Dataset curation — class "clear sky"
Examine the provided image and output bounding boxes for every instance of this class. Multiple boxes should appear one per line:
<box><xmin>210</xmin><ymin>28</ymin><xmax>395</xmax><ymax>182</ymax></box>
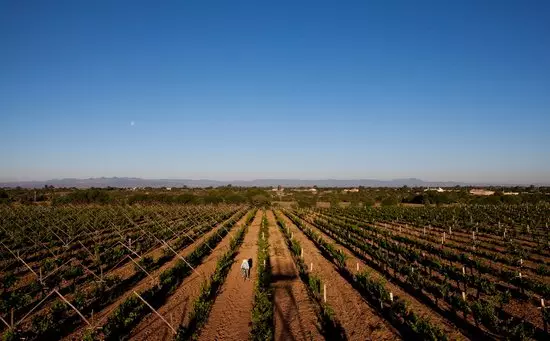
<box><xmin>1</xmin><ymin>1</ymin><xmax>549</xmax><ymax>183</ymax></box>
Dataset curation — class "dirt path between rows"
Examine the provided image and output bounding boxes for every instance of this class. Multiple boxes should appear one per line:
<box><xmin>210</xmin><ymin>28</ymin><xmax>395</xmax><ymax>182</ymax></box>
<box><xmin>197</xmin><ymin>211</ymin><xmax>263</xmax><ymax>340</ymax></box>
<box><xmin>11</xmin><ymin>215</ymin><xmax>201</xmax><ymax>331</ymax></box>
<box><xmin>128</xmin><ymin>210</ymin><xmax>257</xmax><ymax>341</ymax></box>
<box><xmin>266</xmin><ymin>210</ymin><xmax>323</xmax><ymax>341</ymax></box>
<box><xmin>63</xmin><ymin>212</ymin><xmax>241</xmax><ymax>341</ymax></box>
<box><xmin>303</xmin><ymin>215</ymin><xmax>469</xmax><ymax>340</ymax></box>
<box><xmin>277</xmin><ymin>211</ymin><xmax>401</xmax><ymax>341</ymax></box>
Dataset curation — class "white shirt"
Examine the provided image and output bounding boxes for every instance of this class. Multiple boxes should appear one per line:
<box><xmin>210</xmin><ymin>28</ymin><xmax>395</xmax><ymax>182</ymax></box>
<box><xmin>241</xmin><ymin>260</ymin><xmax>250</xmax><ymax>269</ymax></box>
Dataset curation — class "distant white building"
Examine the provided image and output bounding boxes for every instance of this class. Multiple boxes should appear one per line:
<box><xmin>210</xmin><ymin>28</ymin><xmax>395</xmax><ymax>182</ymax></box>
<box><xmin>343</xmin><ymin>188</ymin><xmax>360</xmax><ymax>193</ymax></box>
<box><xmin>424</xmin><ymin>187</ymin><xmax>445</xmax><ymax>193</ymax></box>
<box><xmin>293</xmin><ymin>188</ymin><xmax>317</xmax><ymax>193</ymax></box>
<box><xmin>470</xmin><ymin>189</ymin><xmax>494</xmax><ymax>196</ymax></box>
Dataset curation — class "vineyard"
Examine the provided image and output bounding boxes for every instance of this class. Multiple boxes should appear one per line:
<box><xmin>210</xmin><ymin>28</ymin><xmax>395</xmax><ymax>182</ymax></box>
<box><xmin>1</xmin><ymin>203</ymin><xmax>549</xmax><ymax>340</ymax></box>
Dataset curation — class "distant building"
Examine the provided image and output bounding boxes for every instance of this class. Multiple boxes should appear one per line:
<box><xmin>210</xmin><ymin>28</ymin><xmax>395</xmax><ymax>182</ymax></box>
<box><xmin>343</xmin><ymin>188</ymin><xmax>360</xmax><ymax>193</ymax></box>
<box><xmin>424</xmin><ymin>187</ymin><xmax>445</xmax><ymax>193</ymax></box>
<box><xmin>292</xmin><ymin>188</ymin><xmax>317</xmax><ymax>193</ymax></box>
<box><xmin>469</xmin><ymin>189</ymin><xmax>495</xmax><ymax>196</ymax></box>
<box><xmin>165</xmin><ymin>187</ymin><xmax>172</xmax><ymax>191</ymax></box>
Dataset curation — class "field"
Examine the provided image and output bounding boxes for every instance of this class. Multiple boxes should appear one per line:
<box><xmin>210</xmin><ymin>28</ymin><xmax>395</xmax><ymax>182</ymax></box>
<box><xmin>1</xmin><ymin>203</ymin><xmax>549</xmax><ymax>340</ymax></box>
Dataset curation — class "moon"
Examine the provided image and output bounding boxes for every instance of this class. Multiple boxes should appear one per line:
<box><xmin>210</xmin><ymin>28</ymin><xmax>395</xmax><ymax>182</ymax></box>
<box><xmin>130</xmin><ymin>121</ymin><xmax>135</xmax><ymax>126</ymax></box>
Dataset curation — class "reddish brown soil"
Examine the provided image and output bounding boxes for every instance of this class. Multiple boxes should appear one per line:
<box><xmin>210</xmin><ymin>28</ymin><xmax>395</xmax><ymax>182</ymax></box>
<box><xmin>277</xmin><ymin>211</ymin><xmax>401</xmax><ymax>341</ymax></box>
<box><xmin>127</xmin><ymin>210</ymin><xmax>256</xmax><ymax>341</ymax></box>
<box><xmin>197</xmin><ymin>211</ymin><xmax>262</xmax><ymax>340</ymax></box>
<box><xmin>374</xmin><ymin>221</ymin><xmax>546</xmax><ymax>276</ymax></box>
<box><xmin>322</xmin><ymin>215</ymin><xmax>546</xmax><ymax>332</ymax></box>
<box><xmin>302</xmin><ymin>215</ymin><xmax>469</xmax><ymax>340</ymax></box>
<box><xmin>62</xmin><ymin>211</ymin><xmax>249</xmax><ymax>341</ymax></box>
<box><xmin>266</xmin><ymin>210</ymin><xmax>323</xmax><ymax>341</ymax></box>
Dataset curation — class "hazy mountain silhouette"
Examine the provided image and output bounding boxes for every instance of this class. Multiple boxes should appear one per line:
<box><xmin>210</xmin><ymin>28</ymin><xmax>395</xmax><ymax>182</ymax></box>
<box><xmin>1</xmin><ymin>177</ymin><xmax>541</xmax><ymax>188</ymax></box>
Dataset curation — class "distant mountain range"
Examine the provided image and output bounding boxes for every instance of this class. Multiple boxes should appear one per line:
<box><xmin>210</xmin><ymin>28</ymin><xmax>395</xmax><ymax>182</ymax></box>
<box><xmin>0</xmin><ymin>177</ymin><xmax>543</xmax><ymax>189</ymax></box>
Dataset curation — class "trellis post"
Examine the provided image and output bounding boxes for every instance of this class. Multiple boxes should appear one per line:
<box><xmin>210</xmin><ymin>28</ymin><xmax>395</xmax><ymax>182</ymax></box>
<box><xmin>133</xmin><ymin>291</ymin><xmax>176</xmax><ymax>334</ymax></box>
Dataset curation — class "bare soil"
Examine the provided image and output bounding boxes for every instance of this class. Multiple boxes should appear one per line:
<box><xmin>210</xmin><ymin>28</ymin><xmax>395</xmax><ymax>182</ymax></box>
<box><xmin>127</xmin><ymin>210</ymin><xmax>256</xmax><ymax>341</ymax></box>
<box><xmin>62</xmin><ymin>211</ymin><xmax>248</xmax><ymax>341</ymax></box>
<box><xmin>277</xmin><ymin>211</ymin><xmax>401</xmax><ymax>341</ymax></box>
<box><xmin>266</xmin><ymin>210</ymin><xmax>323</xmax><ymax>341</ymax></box>
<box><xmin>197</xmin><ymin>211</ymin><xmax>263</xmax><ymax>340</ymax></box>
<box><xmin>302</xmin><ymin>214</ymin><xmax>469</xmax><ymax>340</ymax></box>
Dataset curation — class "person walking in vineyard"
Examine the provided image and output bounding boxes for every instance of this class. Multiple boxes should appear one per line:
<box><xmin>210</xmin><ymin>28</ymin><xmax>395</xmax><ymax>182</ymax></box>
<box><xmin>241</xmin><ymin>259</ymin><xmax>250</xmax><ymax>280</ymax></box>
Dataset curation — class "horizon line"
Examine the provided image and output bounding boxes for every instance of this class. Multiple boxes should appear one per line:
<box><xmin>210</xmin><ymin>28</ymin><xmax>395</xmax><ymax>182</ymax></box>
<box><xmin>1</xmin><ymin>176</ymin><xmax>548</xmax><ymax>187</ymax></box>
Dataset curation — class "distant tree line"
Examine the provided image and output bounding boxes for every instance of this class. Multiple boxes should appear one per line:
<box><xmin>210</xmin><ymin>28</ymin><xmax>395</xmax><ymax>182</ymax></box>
<box><xmin>44</xmin><ymin>187</ymin><xmax>272</xmax><ymax>206</ymax></box>
<box><xmin>1</xmin><ymin>185</ymin><xmax>549</xmax><ymax>207</ymax></box>
<box><xmin>401</xmin><ymin>191</ymin><xmax>550</xmax><ymax>205</ymax></box>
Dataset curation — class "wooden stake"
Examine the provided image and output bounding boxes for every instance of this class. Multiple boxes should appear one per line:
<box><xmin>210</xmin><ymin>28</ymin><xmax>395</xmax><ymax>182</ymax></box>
<box><xmin>462</xmin><ymin>291</ymin><xmax>466</xmax><ymax>301</ymax></box>
<box><xmin>2</xmin><ymin>242</ymin><xmax>38</xmax><ymax>277</ymax></box>
<box><xmin>162</xmin><ymin>240</ymin><xmax>201</xmax><ymax>277</ymax></box>
<box><xmin>310</xmin><ymin>262</ymin><xmax>313</xmax><ymax>271</ymax></box>
<box><xmin>16</xmin><ymin>290</ymin><xmax>56</xmax><ymax>326</ymax></box>
<box><xmin>323</xmin><ymin>284</ymin><xmax>327</xmax><ymax>303</ymax></box>
<box><xmin>0</xmin><ymin>316</ymin><xmax>10</xmax><ymax>329</ymax></box>
<box><xmin>54</xmin><ymin>289</ymin><xmax>91</xmax><ymax>326</ymax></box>
<box><xmin>134</xmin><ymin>291</ymin><xmax>176</xmax><ymax>334</ymax></box>
<box><xmin>356</xmin><ymin>262</ymin><xmax>359</xmax><ymax>272</ymax></box>
<box><xmin>119</xmin><ymin>241</ymin><xmax>142</xmax><ymax>260</ymax></box>
<box><xmin>390</xmin><ymin>292</ymin><xmax>393</xmax><ymax>302</ymax></box>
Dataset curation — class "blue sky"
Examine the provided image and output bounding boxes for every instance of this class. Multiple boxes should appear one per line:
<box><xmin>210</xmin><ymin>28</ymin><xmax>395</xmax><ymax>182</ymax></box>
<box><xmin>1</xmin><ymin>1</ymin><xmax>549</xmax><ymax>183</ymax></box>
